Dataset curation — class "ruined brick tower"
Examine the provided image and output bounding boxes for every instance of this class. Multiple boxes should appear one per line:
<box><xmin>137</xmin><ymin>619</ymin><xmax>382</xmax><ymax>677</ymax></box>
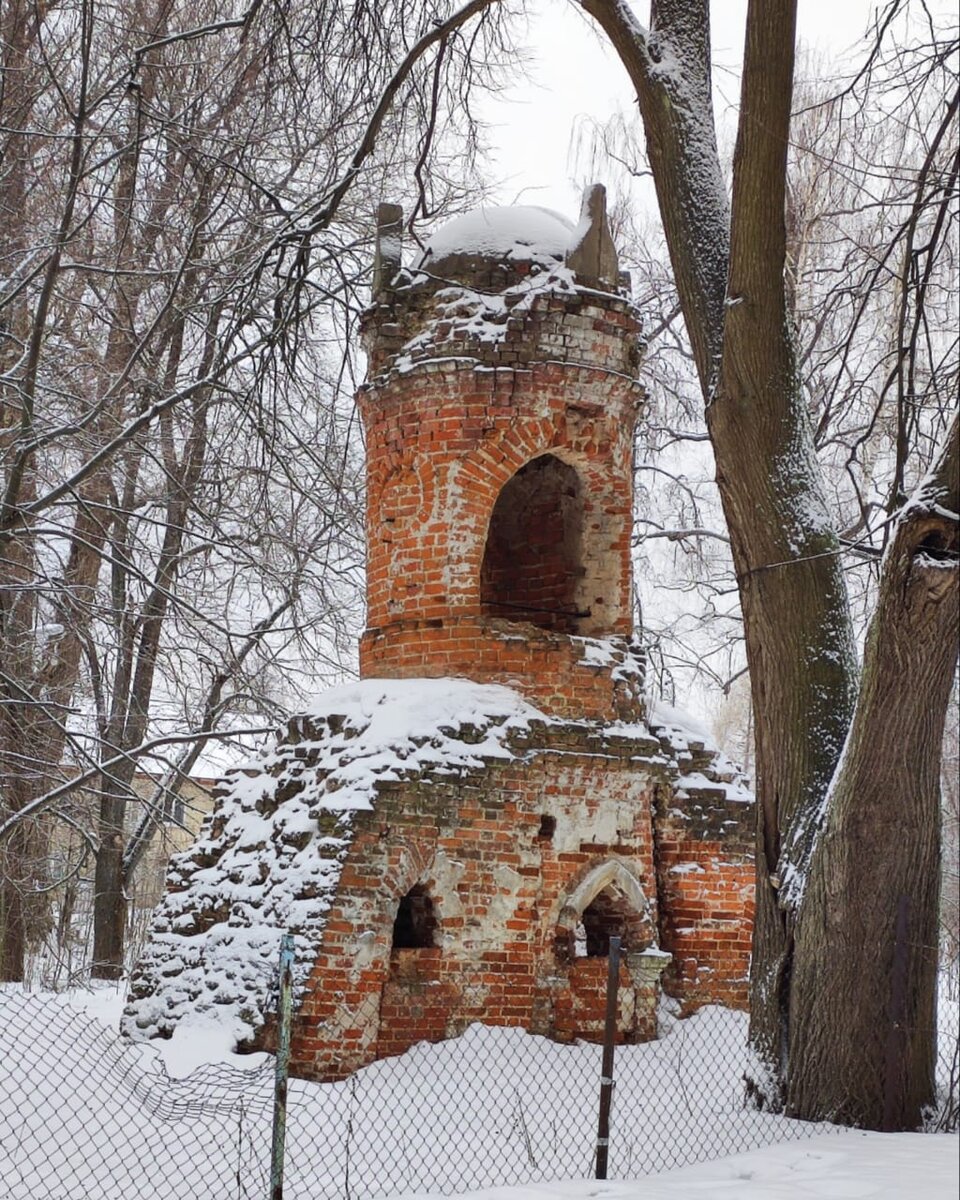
<box><xmin>124</xmin><ymin>189</ymin><xmax>754</xmax><ymax>1081</ymax></box>
<box><xmin>359</xmin><ymin>189</ymin><xmax>643</xmax><ymax>722</ymax></box>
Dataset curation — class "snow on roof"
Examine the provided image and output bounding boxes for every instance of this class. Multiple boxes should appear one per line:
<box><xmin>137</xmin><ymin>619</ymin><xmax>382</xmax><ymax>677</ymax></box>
<box><xmin>418</xmin><ymin>205</ymin><xmax>575</xmax><ymax>268</ymax></box>
<box><xmin>123</xmin><ymin>677</ymin><xmax>752</xmax><ymax>1052</ymax></box>
<box><xmin>122</xmin><ymin>679</ymin><xmax>549</xmax><ymax>1048</ymax></box>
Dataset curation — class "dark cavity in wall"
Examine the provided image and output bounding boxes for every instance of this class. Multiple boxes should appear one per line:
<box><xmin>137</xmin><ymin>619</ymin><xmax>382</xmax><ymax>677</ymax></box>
<box><xmin>480</xmin><ymin>454</ymin><xmax>587</xmax><ymax>633</ymax></box>
<box><xmin>392</xmin><ymin>885</ymin><xmax>438</xmax><ymax>949</ymax></box>
<box><xmin>582</xmin><ymin>885</ymin><xmax>649</xmax><ymax>957</ymax></box>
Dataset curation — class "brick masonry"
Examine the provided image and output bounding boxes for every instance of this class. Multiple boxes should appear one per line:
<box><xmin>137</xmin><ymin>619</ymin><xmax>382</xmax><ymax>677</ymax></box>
<box><xmin>256</xmin><ymin>711</ymin><xmax>754</xmax><ymax>1083</ymax></box>
<box><xmin>127</xmin><ymin>197</ymin><xmax>755</xmax><ymax>1080</ymax></box>
<box><xmin>275</xmin><ymin>198</ymin><xmax>755</xmax><ymax>1081</ymax></box>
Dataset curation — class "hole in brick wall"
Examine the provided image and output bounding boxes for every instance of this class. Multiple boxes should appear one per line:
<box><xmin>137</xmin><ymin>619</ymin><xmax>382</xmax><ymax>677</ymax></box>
<box><xmin>538</xmin><ymin>814</ymin><xmax>556</xmax><ymax>839</ymax></box>
<box><xmin>391</xmin><ymin>884</ymin><xmax>439</xmax><ymax>950</ymax></box>
<box><xmin>480</xmin><ymin>455</ymin><xmax>589</xmax><ymax>634</ymax></box>
<box><xmin>581</xmin><ymin>885</ymin><xmax>649</xmax><ymax>957</ymax></box>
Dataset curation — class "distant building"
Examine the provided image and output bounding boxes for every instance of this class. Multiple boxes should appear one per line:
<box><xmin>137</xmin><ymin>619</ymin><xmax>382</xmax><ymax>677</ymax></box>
<box><xmin>124</xmin><ymin>187</ymin><xmax>753</xmax><ymax>1080</ymax></box>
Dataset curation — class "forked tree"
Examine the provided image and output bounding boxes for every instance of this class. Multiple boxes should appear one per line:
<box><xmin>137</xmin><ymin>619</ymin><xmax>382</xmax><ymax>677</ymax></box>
<box><xmin>575</xmin><ymin>0</ymin><xmax>959</xmax><ymax>1126</ymax></box>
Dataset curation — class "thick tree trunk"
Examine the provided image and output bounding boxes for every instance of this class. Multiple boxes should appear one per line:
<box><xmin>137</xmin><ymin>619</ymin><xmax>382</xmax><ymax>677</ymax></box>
<box><xmin>713</xmin><ymin>0</ymin><xmax>858</xmax><ymax>1103</ymax></box>
<box><xmin>787</xmin><ymin>419</ymin><xmax>959</xmax><ymax>1127</ymax></box>
<box><xmin>582</xmin><ymin>0</ymin><xmax>859</xmax><ymax>1103</ymax></box>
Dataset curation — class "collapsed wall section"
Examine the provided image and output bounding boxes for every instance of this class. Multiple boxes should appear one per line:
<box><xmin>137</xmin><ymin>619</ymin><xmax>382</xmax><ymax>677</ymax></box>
<box><xmin>289</xmin><ymin>720</ymin><xmax>668</xmax><ymax>1081</ymax></box>
<box><xmin>122</xmin><ymin>679</ymin><xmax>753</xmax><ymax>1081</ymax></box>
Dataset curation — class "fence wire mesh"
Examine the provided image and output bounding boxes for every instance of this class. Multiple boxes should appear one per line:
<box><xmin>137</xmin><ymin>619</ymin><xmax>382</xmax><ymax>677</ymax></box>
<box><xmin>1</xmin><ymin>977</ymin><xmax>957</xmax><ymax>1200</ymax></box>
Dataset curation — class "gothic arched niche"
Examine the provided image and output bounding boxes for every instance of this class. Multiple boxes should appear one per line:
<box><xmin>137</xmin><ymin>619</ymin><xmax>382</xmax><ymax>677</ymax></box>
<box><xmin>480</xmin><ymin>454</ymin><xmax>586</xmax><ymax>633</ymax></box>
<box><xmin>555</xmin><ymin>862</ymin><xmax>654</xmax><ymax>964</ymax></box>
<box><xmin>580</xmin><ymin>885</ymin><xmax>649</xmax><ymax>957</ymax></box>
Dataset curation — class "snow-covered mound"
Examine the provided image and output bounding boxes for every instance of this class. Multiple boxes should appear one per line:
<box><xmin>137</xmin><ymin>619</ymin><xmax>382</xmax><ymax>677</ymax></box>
<box><xmin>417</xmin><ymin>205</ymin><xmax>575</xmax><ymax>269</ymax></box>
<box><xmin>123</xmin><ymin>680</ymin><xmax>548</xmax><ymax>1046</ymax></box>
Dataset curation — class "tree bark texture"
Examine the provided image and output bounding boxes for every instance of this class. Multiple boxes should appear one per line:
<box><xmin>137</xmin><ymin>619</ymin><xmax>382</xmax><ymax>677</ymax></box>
<box><xmin>714</xmin><ymin>0</ymin><xmax>858</xmax><ymax>1102</ymax></box>
<box><xmin>788</xmin><ymin>418</ymin><xmax>959</xmax><ymax>1127</ymax></box>
<box><xmin>582</xmin><ymin>0</ymin><xmax>859</xmax><ymax>1105</ymax></box>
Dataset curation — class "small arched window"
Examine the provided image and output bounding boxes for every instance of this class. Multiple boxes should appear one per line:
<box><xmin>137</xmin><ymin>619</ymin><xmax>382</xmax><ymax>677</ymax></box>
<box><xmin>581</xmin><ymin>885</ymin><xmax>648</xmax><ymax>957</ymax></box>
<box><xmin>391</xmin><ymin>885</ymin><xmax>438</xmax><ymax>950</ymax></box>
<box><xmin>480</xmin><ymin>455</ymin><xmax>586</xmax><ymax>633</ymax></box>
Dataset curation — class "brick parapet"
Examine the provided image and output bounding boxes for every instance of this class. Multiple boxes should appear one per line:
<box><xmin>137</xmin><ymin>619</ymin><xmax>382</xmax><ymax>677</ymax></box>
<box><xmin>361</xmin><ymin>269</ymin><xmax>642</xmax><ymax>380</ymax></box>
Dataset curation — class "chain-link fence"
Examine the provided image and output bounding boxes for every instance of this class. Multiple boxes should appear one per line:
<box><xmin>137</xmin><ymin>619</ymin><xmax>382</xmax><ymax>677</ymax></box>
<box><xmin>1</xmin><ymin>971</ymin><xmax>957</xmax><ymax>1200</ymax></box>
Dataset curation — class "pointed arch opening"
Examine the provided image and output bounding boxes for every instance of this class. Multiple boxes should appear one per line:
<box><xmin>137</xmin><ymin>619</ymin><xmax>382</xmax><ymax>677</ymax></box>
<box><xmin>391</xmin><ymin>884</ymin><xmax>439</xmax><ymax>950</ymax></box>
<box><xmin>555</xmin><ymin>861</ymin><xmax>653</xmax><ymax>963</ymax></box>
<box><xmin>581</xmin><ymin>885</ymin><xmax>649</xmax><ymax>957</ymax></box>
<box><xmin>480</xmin><ymin>455</ymin><xmax>586</xmax><ymax>633</ymax></box>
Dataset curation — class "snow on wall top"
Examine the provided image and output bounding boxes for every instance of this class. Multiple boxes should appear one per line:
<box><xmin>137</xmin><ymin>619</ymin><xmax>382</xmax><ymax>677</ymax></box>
<box><xmin>122</xmin><ymin>679</ymin><xmax>549</xmax><ymax>1048</ymax></box>
<box><xmin>417</xmin><ymin>205</ymin><xmax>575</xmax><ymax>269</ymax></box>
<box><xmin>647</xmin><ymin>700</ymin><xmax>752</xmax><ymax>803</ymax></box>
<box><xmin>123</xmin><ymin>677</ymin><xmax>752</xmax><ymax>1054</ymax></box>
<box><xmin>391</xmin><ymin>264</ymin><xmax>582</xmax><ymax>370</ymax></box>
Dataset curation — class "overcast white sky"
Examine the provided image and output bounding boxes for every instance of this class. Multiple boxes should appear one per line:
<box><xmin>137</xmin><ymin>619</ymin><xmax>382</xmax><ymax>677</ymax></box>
<box><xmin>478</xmin><ymin>0</ymin><xmax>896</xmax><ymax>217</ymax></box>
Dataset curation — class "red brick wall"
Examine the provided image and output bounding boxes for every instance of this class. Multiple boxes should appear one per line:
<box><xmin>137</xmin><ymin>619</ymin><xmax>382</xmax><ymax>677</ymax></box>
<box><xmin>654</xmin><ymin>790</ymin><xmax>754</xmax><ymax>1011</ymax></box>
<box><xmin>357</xmin><ymin>282</ymin><xmax>644</xmax><ymax>723</ymax></box>
<box><xmin>360</xmin><ymin>620</ymin><xmax>644</xmax><ymax>721</ymax></box>
<box><xmin>552</xmin><ymin>958</ymin><xmax>658</xmax><ymax>1044</ymax></box>
<box><xmin>286</xmin><ymin>736</ymin><xmax>667</xmax><ymax>1081</ymax></box>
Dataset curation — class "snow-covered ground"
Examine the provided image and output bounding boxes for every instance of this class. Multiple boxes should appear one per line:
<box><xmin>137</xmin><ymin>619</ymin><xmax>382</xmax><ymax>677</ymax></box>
<box><xmin>391</xmin><ymin>1133</ymin><xmax>958</xmax><ymax>1199</ymax></box>
<box><xmin>0</xmin><ymin>984</ymin><xmax>956</xmax><ymax>1200</ymax></box>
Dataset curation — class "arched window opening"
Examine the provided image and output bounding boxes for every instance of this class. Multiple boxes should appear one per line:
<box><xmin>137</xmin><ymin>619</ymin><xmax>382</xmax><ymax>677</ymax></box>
<box><xmin>391</xmin><ymin>885</ymin><xmax>438</xmax><ymax>950</ymax></box>
<box><xmin>581</xmin><ymin>885</ymin><xmax>648</xmax><ymax>958</ymax></box>
<box><xmin>480</xmin><ymin>455</ymin><xmax>586</xmax><ymax>633</ymax></box>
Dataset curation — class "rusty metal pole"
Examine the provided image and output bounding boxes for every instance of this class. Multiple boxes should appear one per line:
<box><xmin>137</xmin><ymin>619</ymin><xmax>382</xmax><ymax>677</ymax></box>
<box><xmin>270</xmin><ymin>932</ymin><xmax>295</xmax><ymax>1200</ymax></box>
<box><xmin>595</xmin><ymin>935</ymin><xmax>621</xmax><ymax>1180</ymax></box>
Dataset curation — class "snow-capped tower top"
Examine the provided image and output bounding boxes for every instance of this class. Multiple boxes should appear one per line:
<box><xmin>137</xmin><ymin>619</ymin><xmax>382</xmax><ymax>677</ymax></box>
<box><xmin>418</xmin><ymin>204</ymin><xmax>577</xmax><ymax>274</ymax></box>
<box><xmin>358</xmin><ymin>184</ymin><xmax>646</xmax><ymax>721</ymax></box>
<box><xmin>365</xmin><ymin>185</ymin><xmax>628</xmax><ymax>374</ymax></box>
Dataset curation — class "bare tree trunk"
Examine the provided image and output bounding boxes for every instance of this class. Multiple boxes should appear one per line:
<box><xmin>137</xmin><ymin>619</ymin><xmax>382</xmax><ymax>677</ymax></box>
<box><xmin>788</xmin><ymin>418</ymin><xmax>959</xmax><ymax>1127</ymax></box>
<box><xmin>712</xmin><ymin>0</ymin><xmax>858</xmax><ymax>1104</ymax></box>
<box><xmin>91</xmin><ymin>335</ymin><xmax>211</xmax><ymax>978</ymax></box>
<box><xmin>581</xmin><ymin>0</ymin><xmax>858</xmax><ymax>1103</ymax></box>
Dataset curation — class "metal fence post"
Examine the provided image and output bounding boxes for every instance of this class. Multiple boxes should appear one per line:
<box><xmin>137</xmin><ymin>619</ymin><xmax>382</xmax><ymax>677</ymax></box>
<box><xmin>270</xmin><ymin>932</ymin><xmax>296</xmax><ymax>1200</ymax></box>
<box><xmin>595</xmin><ymin>934</ymin><xmax>621</xmax><ymax>1180</ymax></box>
